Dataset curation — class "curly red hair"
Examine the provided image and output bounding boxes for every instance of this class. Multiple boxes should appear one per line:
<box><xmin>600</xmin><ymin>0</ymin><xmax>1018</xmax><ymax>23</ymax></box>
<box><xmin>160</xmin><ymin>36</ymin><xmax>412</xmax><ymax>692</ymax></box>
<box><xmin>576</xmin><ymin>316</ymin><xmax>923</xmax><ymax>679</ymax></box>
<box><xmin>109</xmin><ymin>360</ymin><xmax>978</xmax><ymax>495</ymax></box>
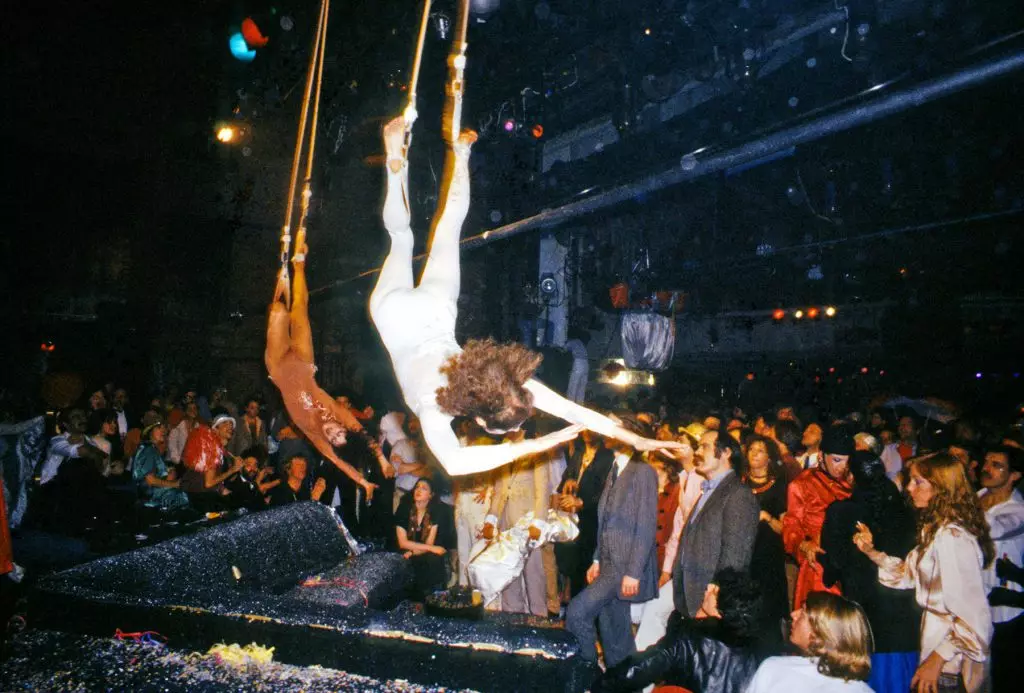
<box><xmin>436</xmin><ymin>339</ymin><xmax>542</xmax><ymax>430</ymax></box>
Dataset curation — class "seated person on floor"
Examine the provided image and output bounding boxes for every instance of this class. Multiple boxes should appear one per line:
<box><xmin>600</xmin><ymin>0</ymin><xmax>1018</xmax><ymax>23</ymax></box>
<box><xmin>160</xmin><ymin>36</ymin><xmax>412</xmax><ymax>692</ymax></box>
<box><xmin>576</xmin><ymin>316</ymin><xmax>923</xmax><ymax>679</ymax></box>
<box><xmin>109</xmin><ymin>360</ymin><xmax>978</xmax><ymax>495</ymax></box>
<box><xmin>747</xmin><ymin>591</ymin><xmax>874</xmax><ymax>693</ymax></box>
<box><xmin>596</xmin><ymin>568</ymin><xmax>777</xmax><ymax>693</ymax></box>
<box><xmin>395</xmin><ymin>477</ymin><xmax>450</xmax><ymax>599</ymax></box>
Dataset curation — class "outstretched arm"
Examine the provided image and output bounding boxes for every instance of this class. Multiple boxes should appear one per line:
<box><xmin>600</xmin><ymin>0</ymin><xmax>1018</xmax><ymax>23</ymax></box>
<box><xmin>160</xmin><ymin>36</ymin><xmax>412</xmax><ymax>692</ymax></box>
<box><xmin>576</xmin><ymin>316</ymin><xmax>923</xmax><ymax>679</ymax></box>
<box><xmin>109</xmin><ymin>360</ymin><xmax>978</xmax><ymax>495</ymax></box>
<box><xmin>524</xmin><ymin>379</ymin><xmax>683</xmax><ymax>452</ymax></box>
<box><xmin>306</xmin><ymin>433</ymin><xmax>376</xmax><ymax>499</ymax></box>
<box><xmin>324</xmin><ymin>399</ymin><xmax>392</xmax><ymax>477</ymax></box>
<box><xmin>419</xmin><ymin>407</ymin><xmax>581</xmax><ymax>477</ymax></box>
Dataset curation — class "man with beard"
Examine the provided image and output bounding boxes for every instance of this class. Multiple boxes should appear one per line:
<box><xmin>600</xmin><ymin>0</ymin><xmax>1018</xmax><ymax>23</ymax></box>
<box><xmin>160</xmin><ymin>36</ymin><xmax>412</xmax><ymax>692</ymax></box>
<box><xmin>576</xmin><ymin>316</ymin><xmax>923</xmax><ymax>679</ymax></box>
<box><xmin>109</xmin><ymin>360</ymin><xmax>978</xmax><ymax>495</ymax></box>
<box><xmin>782</xmin><ymin>426</ymin><xmax>854</xmax><ymax>609</ymax></box>
<box><xmin>978</xmin><ymin>444</ymin><xmax>1024</xmax><ymax>690</ymax></box>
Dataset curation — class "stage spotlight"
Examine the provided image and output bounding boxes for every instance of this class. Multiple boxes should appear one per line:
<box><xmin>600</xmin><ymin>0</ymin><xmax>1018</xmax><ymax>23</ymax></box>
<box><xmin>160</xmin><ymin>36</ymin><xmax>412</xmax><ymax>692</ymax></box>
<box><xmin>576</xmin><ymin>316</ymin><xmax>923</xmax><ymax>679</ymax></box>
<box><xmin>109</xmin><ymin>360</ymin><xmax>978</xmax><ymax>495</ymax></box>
<box><xmin>503</xmin><ymin>119</ymin><xmax>516</xmax><ymax>133</ymax></box>
<box><xmin>539</xmin><ymin>273</ymin><xmax>558</xmax><ymax>300</ymax></box>
<box><xmin>793</xmin><ymin>309</ymin><xmax>805</xmax><ymax>319</ymax></box>
<box><xmin>531</xmin><ymin>124</ymin><xmax>544</xmax><ymax>139</ymax></box>
<box><xmin>229</xmin><ymin>32</ymin><xmax>257</xmax><ymax>62</ymax></box>
<box><xmin>807</xmin><ymin>307</ymin><xmax>820</xmax><ymax>319</ymax></box>
<box><xmin>216</xmin><ymin>126</ymin><xmax>237</xmax><ymax>143</ymax></box>
<box><xmin>772</xmin><ymin>308</ymin><xmax>785</xmax><ymax>321</ymax></box>
<box><xmin>825</xmin><ymin>305</ymin><xmax>837</xmax><ymax>317</ymax></box>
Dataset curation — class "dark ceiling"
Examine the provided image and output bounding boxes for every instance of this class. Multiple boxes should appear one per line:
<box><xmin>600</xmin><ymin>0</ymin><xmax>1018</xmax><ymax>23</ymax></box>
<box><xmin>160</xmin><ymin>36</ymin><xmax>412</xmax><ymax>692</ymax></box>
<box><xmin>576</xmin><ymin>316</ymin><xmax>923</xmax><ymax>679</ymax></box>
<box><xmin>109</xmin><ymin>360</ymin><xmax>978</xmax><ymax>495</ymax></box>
<box><xmin>4</xmin><ymin>0</ymin><xmax>1023</xmax><ymax>339</ymax></box>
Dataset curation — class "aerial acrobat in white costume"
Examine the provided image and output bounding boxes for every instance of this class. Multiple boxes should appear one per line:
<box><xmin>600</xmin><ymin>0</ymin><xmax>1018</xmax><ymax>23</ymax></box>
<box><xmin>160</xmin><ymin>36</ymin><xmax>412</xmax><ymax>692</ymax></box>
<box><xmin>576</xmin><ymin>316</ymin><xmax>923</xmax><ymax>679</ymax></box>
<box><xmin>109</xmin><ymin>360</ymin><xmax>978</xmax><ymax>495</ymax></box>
<box><xmin>369</xmin><ymin>0</ymin><xmax>681</xmax><ymax>476</ymax></box>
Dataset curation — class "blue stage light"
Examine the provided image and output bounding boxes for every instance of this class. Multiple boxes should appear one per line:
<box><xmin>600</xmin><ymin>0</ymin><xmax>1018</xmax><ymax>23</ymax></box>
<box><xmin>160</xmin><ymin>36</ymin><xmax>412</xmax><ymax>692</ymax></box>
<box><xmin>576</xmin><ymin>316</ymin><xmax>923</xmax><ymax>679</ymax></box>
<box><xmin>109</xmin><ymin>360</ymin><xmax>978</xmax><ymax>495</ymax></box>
<box><xmin>229</xmin><ymin>32</ymin><xmax>257</xmax><ymax>62</ymax></box>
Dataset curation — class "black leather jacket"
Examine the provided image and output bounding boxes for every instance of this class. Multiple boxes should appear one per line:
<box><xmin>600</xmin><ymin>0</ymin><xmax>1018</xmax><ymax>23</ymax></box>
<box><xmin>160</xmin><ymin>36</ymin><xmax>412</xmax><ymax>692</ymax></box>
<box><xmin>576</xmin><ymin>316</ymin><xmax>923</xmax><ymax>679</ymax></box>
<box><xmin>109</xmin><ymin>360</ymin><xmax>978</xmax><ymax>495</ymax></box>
<box><xmin>594</xmin><ymin>616</ymin><xmax>774</xmax><ymax>693</ymax></box>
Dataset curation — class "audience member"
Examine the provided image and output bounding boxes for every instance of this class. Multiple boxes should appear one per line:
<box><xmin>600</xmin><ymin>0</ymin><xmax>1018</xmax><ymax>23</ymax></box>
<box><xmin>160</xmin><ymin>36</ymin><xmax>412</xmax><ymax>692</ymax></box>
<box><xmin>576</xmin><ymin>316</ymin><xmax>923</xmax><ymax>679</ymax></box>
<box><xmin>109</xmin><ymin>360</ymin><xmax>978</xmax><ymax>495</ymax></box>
<box><xmin>567</xmin><ymin>414</ymin><xmax>658</xmax><ymax>671</ymax></box>
<box><xmin>949</xmin><ymin>439</ymin><xmax>982</xmax><ymax>488</ymax></box>
<box><xmin>632</xmin><ymin>454</ymin><xmax>681</xmax><ymax>651</ymax></box>
<box><xmin>747</xmin><ymin>591</ymin><xmax>873</xmax><ymax>692</ymax></box>
<box><xmin>225</xmin><ymin>446</ymin><xmax>279</xmax><ymax>510</ymax></box>
<box><xmin>784</xmin><ymin>426</ymin><xmax>854</xmax><ymax>609</ymax></box>
<box><xmin>482</xmin><ymin>427</ymin><xmax>550</xmax><ymax>616</ymax></box>
<box><xmin>87</xmin><ymin>408</ymin><xmax>124</xmax><ymax>476</ymax></box>
<box><xmin>797</xmin><ymin>423</ymin><xmax>823</xmax><ymax>470</ymax></box>
<box><xmin>395</xmin><ymin>477</ymin><xmax>450</xmax><ymax>599</ymax></box>
<box><xmin>167</xmin><ymin>400</ymin><xmax>201</xmax><ymax>464</ymax></box>
<box><xmin>742</xmin><ymin>434</ymin><xmax>790</xmax><ymax>629</ymax></box>
<box><xmin>180</xmin><ymin>415</ymin><xmax>243</xmax><ymax>502</ymax></box>
<box><xmin>452</xmin><ymin>420</ymin><xmax>495</xmax><ymax>586</ymax></box>
<box><xmin>768</xmin><ymin>419</ymin><xmax>803</xmax><ymax>482</ymax></box>
<box><xmin>880</xmin><ymin>414</ymin><xmax>920</xmax><ymax>481</ymax></box>
<box><xmin>659</xmin><ymin>424</ymin><xmax>706</xmax><ymax>611</ymax></box>
<box><xmin>671</xmin><ymin>428</ymin><xmax>758</xmax><ymax>618</ymax></box>
<box><xmin>111</xmin><ymin>387</ymin><xmax>131</xmax><ymax>441</ymax></box>
<box><xmin>977</xmin><ymin>444</ymin><xmax>1024</xmax><ymax>690</ymax></box>
<box><xmin>123</xmin><ymin>409</ymin><xmax>162</xmax><ymax>461</ymax></box>
<box><xmin>131</xmin><ymin>419</ymin><xmax>189</xmax><ymax>510</ymax></box>
<box><xmin>230</xmin><ymin>397</ymin><xmax>267</xmax><ymax>455</ymax></box>
<box><xmin>598</xmin><ymin>569</ymin><xmax>775</xmax><ymax>693</ymax></box>
<box><xmin>556</xmin><ymin>428</ymin><xmax>614</xmax><ymax>598</ymax></box>
<box><xmin>820</xmin><ymin>450</ymin><xmax>918</xmax><ymax>692</ymax></box>
<box><xmin>854</xmin><ymin>452</ymin><xmax>994</xmax><ymax>693</ymax></box>
<box><xmin>39</xmin><ymin>408</ymin><xmax>107</xmax><ymax>485</ymax></box>
<box><xmin>269</xmin><ymin>454</ymin><xmax>325</xmax><ymax>506</ymax></box>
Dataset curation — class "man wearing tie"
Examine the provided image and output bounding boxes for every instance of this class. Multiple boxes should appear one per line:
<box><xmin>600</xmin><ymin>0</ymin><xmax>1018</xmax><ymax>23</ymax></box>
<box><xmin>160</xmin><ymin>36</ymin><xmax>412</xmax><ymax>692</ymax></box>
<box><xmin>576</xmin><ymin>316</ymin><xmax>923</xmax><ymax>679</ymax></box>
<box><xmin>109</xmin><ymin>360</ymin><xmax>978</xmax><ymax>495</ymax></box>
<box><xmin>567</xmin><ymin>414</ymin><xmax>658</xmax><ymax>671</ymax></box>
<box><xmin>672</xmin><ymin>428</ymin><xmax>759</xmax><ymax>618</ymax></box>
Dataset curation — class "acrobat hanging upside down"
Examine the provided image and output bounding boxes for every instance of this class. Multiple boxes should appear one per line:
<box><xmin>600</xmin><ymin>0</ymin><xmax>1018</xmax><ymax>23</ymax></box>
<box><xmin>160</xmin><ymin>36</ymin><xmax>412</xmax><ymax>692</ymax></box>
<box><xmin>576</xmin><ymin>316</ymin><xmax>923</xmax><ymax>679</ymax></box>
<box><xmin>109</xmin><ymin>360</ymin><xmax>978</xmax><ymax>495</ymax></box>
<box><xmin>369</xmin><ymin>0</ymin><xmax>682</xmax><ymax>477</ymax></box>
<box><xmin>265</xmin><ymin>0</ymin><xmax>391</xmax><ymax>501</ymax></box>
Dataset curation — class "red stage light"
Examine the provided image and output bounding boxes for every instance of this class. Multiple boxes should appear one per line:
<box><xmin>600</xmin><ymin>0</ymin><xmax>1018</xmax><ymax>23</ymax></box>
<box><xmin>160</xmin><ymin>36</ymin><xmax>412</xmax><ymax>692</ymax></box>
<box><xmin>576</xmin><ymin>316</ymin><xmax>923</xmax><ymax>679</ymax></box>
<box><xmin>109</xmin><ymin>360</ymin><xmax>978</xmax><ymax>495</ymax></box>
<box><xmin>531</xmin><ymin>124</ymin><xmax>544</xmax><ymax>138</ymax></box>
<box><xmin>772</xmin><ymin>308</ymin><xmax>785</xmax><ymax>321</ymax></box>
<box><xmin>807</xmin><ymin>307</ymin><xmax>820</xmax><ymax>319</ymax></box>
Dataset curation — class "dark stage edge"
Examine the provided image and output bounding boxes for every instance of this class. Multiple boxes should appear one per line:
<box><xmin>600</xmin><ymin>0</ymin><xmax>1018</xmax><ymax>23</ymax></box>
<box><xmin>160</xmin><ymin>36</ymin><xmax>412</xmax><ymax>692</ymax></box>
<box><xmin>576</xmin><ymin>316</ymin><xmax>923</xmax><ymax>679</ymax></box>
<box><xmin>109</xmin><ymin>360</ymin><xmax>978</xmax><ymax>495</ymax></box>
<box><xmin>0</xmin><ymin>629</ymin><xmax>481</xmax><ymax>692</ymax></box>
<box><xmin>30</xmin><ymin>502</ymin><xmax>592</xmax><ymax>692</ymax></box>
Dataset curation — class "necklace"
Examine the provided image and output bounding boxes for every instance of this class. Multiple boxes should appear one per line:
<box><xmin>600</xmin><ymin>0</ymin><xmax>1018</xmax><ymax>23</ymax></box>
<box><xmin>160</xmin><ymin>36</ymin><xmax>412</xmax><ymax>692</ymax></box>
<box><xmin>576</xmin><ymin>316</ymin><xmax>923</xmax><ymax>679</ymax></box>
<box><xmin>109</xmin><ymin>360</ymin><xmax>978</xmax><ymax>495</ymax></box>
<box><xmin>744</xmin><ymin>473</ymin><xmax>775</xmax><ymax>494</ymax></box>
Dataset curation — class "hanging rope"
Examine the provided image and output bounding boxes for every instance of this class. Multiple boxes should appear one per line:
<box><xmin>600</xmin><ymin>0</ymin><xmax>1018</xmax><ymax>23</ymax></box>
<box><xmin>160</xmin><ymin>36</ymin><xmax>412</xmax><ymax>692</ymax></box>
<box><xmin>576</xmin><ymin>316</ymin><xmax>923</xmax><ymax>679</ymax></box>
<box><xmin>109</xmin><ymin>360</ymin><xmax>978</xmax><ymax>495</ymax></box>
<box><xmin>403</xmin><ymin>0</ymin><xmax>434</xmax><ymax>155</ymax></box>
<box><xmin>444</xmin><ymin>0</ymin><xmax>471</xmax><ymax>144</ymax></box>
<box><xmin>275</xmin><ymin>0</ymin><xmax>330</xmax><ymax>308</ymax></box>
<box><xmin>294</xmin><ymin>0</ymin><xmax>330</xmax><ymax>263</ymax></box>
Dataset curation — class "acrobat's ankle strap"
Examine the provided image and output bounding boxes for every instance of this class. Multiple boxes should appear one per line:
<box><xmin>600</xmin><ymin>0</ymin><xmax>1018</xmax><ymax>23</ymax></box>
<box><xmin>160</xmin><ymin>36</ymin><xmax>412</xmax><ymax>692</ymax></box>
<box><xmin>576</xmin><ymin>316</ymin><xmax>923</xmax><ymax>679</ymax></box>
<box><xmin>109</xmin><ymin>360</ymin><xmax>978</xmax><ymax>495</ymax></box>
<box><xmin>388</xmin><ymin>157</ymin><xmax>408</xmax><ymax>174</ymax></box>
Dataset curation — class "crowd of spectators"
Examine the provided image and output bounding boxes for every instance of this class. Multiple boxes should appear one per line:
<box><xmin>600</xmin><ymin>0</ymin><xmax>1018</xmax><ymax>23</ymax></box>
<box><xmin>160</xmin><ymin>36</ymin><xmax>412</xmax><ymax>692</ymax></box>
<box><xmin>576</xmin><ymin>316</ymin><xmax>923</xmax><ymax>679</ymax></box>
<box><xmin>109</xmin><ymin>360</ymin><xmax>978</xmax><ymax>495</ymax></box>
<box><xmin>3</xmin><ymin>376</ymin><xmax>1023</xmax><ymax>693</ymax></box>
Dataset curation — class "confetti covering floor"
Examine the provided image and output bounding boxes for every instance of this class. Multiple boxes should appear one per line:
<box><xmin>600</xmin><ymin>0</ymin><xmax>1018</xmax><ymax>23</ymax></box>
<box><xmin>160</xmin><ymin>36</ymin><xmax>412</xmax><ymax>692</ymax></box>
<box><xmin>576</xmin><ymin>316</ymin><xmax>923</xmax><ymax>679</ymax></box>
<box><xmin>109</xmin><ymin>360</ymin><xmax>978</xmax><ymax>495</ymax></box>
<box><xmin>0</xmin><ymin>629</ymin><xmax>484</xmax><ymax>693</ymax></box>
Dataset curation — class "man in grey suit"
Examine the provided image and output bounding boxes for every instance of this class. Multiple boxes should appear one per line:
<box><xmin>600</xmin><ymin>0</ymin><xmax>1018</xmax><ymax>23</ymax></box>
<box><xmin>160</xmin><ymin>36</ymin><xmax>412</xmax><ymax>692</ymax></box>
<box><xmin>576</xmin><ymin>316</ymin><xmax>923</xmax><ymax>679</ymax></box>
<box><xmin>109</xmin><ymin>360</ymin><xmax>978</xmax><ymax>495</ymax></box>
<box><xmin>672</xmin><ymin>428</ymin><xmax>759</xmax><ymax>617</ymax></box>
<box><xmin>567</xmin><ymin>414</ymin><xmax>658</xmax><ymax>670</ymax></box>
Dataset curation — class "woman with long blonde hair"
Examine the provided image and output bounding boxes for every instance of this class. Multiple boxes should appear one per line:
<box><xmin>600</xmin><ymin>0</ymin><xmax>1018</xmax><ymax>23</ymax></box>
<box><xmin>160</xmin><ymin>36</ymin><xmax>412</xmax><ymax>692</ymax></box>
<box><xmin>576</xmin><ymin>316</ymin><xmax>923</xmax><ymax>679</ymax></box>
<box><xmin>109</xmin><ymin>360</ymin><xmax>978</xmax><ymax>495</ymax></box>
<box><xmin>854</xmin><ymin>453</ymin><xmax>994</xmax><ymax>693</ymax></box>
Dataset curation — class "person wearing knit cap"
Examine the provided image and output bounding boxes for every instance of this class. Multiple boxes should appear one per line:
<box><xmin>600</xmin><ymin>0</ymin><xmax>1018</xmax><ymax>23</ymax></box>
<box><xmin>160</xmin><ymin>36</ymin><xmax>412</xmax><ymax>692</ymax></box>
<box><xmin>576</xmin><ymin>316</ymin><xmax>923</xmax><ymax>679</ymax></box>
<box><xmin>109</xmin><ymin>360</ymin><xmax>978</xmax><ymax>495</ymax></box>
<box><xmin>782</xmin><ymin>425</ymin><xmax>854</xmax><ymax>609</ymax></box>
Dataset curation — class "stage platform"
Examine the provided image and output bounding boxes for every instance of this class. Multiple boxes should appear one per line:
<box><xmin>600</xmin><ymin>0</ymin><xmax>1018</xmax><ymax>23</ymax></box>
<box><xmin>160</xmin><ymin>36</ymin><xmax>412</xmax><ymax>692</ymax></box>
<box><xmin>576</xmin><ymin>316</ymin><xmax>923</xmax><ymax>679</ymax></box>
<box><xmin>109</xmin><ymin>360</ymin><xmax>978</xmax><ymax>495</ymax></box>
<box><xmin>28</xmin><ymin>502</ymin><xmax>592</xmax><ymax>692</ymax></box>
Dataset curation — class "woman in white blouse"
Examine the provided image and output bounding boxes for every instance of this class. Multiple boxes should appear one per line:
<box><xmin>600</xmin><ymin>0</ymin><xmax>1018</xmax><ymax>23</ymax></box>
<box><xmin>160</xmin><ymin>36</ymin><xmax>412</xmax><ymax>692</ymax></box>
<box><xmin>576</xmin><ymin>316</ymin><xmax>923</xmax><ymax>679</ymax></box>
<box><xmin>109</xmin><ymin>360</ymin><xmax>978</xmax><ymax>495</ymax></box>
<box><xmin>854</xmin><ymin>452</ymin><xmax>995</xmax><ymax>693</ymax></box>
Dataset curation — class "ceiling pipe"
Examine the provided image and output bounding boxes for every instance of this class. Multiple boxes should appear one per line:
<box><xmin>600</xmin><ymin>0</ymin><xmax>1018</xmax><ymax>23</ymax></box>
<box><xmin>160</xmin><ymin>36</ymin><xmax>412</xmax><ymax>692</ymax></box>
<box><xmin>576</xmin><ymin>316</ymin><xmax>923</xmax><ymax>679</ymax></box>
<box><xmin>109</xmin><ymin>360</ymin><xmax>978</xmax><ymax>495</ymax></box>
<box><xmin>312</xmin><ymin>48</ymin><xmax>1024</xmax><ymax>297</ymax></box>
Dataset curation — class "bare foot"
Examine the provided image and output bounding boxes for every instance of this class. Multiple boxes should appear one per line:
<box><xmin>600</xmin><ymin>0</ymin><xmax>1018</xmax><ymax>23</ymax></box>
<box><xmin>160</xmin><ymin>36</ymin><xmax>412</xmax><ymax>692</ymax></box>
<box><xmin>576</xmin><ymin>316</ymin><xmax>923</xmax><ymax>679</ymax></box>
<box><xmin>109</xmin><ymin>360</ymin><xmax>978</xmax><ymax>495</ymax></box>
<box><xmin>453</xmin><ymin>129</ymin><xmax>477</xmax><ymax>157</ymax></box>
<box><xmin>383</xmin><ymin>116</ymin><xmax>408</xmax><ymax>173</ymax></box>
